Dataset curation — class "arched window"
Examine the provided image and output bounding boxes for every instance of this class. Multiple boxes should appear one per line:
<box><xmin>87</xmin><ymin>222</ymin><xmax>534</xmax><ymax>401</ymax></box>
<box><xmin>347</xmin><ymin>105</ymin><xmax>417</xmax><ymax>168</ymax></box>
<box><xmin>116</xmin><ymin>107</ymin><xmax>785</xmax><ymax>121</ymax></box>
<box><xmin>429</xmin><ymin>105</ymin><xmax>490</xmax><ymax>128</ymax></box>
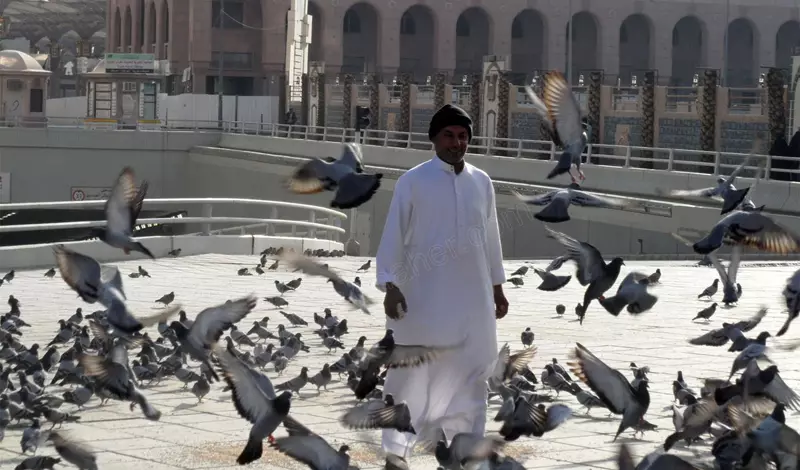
<box><xmin>400</xmin><ymin>12</ymin><xmax>416</xmax><ymax>35</ymax></box>
<box><xmin>343</xmin><ymin>10</ymin><xmax>361</xmax><ymax>34</ymax></box>
<box><xmin>511</xmin><ymin>16</ymin><xmax>523</xmax><ymax>39</ymax></box>
<box><xmin>456</xmin><ymin>15</ymin><xmax>470</xmax><ymax>37</ymax></box>
<box><xmin>672</xmin><ymin>27</ymin><xmax>678</xmax><ymax>46</ymax></box>
<box><xmin>620</xmin><ymin>24</ymin><xmax>628</xmax><ymax>43</ymax></box>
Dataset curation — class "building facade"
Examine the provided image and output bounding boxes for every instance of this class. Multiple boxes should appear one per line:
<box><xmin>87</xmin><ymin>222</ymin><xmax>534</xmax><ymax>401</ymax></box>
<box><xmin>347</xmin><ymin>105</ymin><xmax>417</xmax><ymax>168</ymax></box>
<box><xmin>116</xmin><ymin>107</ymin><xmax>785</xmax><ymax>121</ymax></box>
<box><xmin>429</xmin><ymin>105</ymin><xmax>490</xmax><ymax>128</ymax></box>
<box><xmin>105</xmin><ymin>0</ymin><xmax>800</xmax><ymax>93</ymax></box>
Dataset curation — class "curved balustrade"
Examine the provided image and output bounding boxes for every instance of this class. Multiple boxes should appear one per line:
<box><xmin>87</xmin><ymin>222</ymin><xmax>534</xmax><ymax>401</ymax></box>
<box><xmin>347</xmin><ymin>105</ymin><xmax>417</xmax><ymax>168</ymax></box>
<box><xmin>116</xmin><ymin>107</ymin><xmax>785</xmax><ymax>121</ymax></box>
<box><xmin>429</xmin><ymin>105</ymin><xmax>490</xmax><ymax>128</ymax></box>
<box><xmin>0</xmin><ymin>198</ymin><xmax>348</xmax><ymax>242</ymax></box>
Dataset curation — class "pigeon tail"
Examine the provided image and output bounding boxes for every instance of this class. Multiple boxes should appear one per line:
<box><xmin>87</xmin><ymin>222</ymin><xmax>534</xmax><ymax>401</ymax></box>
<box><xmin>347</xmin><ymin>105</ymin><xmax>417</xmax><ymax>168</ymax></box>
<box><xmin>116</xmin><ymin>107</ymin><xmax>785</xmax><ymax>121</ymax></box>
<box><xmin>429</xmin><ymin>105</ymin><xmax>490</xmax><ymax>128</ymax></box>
<box><xmin>237</xmin><ymin>435</ymin><xmax>263</xmax><ymax>465</ymax></box>
<box><xmin>626</xmin><ymin>293</ymin><xmax>658</xmax><ymax>314</ymax></box>
<box><xmin>721</xmin><ymin>187</ymin><xmax>751</xmax><ymax>215</ymax></box>
<box><xmin>134</xmin><ymin>242</ymin><xmax>156</xmax><ymax>260</ymax></box>
<box><xmin>598</xmin><ymin>296</ymin><xmax>628</xmax><ymax>316</ymax></box>
<box><xmin>534</xmin><ymin>204</ymin><xmax>571</xmax><ymax>224</ymax></box>
<box><xmin>546</xmin><ymin>154</ymin><xmax>572</xmax><ymax>180</ymax></box>
<box><xmin>331</xmin><ymin>173</ymin><xmax>383</xmax><ymax>209</ymax></box>
<box><xmin>135</xmin><ymin>392</ymin><xmax>162</xmax><ymax>421</ymax></box>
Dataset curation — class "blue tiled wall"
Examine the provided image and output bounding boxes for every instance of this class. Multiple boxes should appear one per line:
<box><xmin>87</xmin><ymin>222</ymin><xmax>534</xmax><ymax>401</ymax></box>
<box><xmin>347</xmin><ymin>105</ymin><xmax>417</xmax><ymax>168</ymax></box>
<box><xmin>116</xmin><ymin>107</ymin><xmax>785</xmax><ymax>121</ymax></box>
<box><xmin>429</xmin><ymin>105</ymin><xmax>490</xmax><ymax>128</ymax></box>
<box><xmin>509</xmin><ymin>112</ymin><xmax>544</xmax><ymax>143</ymax></box>
<box><xmin>326</xmin><ymin>105</ymin><xmax>344</xmax><ymax>128</ymax></box>
<box><xmin>658</xmin><ymin>118</ymin><xmax>701</xmax><ymax>149</ymax></box>
<box><xmin>603</xmin><ymin>116</ymin><xmax>643</xmax><ymax>146</ymax></box>
<box><xmin>411</xmin><ymin>108</ymin><xmax>434</xmax><ymax>135</ymax></box>
<box><xmin>720</xmin><ymin>121</ymin><xmax>769</xmax><ymax>153</ymax></box>
<box><xmin>380</xmin><ymin>107</ymin><xmax>402</xmax><ymax>130</ymax></box>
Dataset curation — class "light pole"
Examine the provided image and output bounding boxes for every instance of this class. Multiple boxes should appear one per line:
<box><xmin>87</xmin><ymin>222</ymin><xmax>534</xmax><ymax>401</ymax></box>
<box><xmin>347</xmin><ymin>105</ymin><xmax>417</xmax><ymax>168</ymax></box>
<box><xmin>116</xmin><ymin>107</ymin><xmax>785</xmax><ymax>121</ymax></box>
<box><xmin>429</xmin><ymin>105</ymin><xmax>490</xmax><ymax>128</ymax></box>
<box><xmin>344</xmin><ymin>131</ymin><xmax>362</xmax><ymax>256</ymax></box>
<box><xmin>722</xmin><ymin>0</ymin><xmax>730</xmax><ymax>86</ymax></box>
<box><xmin>567</xmin><ymin>0</ymin><xmax>574</xmax><ymax>85</ymax></box>
<box><xmin>217</xmin><ymin>0</ymin><xmax>225</xmax><ymax>128</ymax></box>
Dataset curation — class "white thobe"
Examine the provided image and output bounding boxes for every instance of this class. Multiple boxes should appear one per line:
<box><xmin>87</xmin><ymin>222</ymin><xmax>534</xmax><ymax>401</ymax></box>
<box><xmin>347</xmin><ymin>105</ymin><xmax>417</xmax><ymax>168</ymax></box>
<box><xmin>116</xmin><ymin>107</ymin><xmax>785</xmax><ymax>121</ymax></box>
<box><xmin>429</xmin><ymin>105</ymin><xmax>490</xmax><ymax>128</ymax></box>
<box><xmin>375</xmin><ymin>156</ymin><xmax>506</xmax><ymax>458</ymax></box>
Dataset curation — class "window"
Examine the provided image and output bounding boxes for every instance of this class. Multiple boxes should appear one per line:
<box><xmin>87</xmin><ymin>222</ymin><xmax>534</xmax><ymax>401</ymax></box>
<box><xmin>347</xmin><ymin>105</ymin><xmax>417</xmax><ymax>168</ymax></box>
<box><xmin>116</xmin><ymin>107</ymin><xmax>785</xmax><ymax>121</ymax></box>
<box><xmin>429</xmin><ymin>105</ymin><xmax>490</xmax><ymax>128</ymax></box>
<box><xmin>511</xmin><ymin>17</ymin><xmax>523</xmax><ymax>39</ymax></box>
<box><xmin>620</xmin><ymin>24</ymin><xmax>628</xmax><ymax>43</ymax></box>
<box><xmin>210</xmin><ymin>52</ymin><xmax>253</xmax><ymax>70</ymax></box>
<box><xmin>400</xmin><ymin>12</ymin><xmax>416</xmax><ymax>35</ymax></box>
<box><xmin>212</xmin><ymin>0</ymin><xmax>244</xmax><ymax>28</ymax></box>
<box><xmin>343</xmin><ymin>10</ymin><xmax>360</xmax><ymax>34</ymax></box>
<box><xmin>672</xmin><ymin>28</ymin><xmax>678</xmax><ymax>46</ymax></box>
<box><xmin>30</xmin><ymin>89</ymin><xmax>43</xmax><ymax>113</ymax></box>
<box><xmin>456</xmin><ymin>16</ymin><xmax>470</xmax><ymax>37</ymax></box>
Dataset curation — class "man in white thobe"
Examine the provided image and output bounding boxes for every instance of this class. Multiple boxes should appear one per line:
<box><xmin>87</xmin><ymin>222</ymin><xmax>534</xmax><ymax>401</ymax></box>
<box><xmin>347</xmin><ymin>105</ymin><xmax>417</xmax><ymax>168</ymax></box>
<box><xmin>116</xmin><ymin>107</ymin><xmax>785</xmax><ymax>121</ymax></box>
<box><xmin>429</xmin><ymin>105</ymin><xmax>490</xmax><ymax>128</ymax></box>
<box><xmin>375</xmin><ymin>104</ymin><xmax>508</xmax><ymax>467</ymax></box>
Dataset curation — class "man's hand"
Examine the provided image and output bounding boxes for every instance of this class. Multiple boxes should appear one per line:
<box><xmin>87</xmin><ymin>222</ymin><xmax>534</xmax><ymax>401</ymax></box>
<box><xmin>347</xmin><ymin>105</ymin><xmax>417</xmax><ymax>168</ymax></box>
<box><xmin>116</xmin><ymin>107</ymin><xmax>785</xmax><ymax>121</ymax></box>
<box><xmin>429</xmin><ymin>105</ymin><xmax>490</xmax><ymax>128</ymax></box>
<box><xmin>494</xmin><ymin>285</ymin><xmax>509</xmax><ymax>319</ymax></box>
<box><xmin>383</xmin><ymin>283</ymin><xmax>407</xmax><ymax>320</ymax></box>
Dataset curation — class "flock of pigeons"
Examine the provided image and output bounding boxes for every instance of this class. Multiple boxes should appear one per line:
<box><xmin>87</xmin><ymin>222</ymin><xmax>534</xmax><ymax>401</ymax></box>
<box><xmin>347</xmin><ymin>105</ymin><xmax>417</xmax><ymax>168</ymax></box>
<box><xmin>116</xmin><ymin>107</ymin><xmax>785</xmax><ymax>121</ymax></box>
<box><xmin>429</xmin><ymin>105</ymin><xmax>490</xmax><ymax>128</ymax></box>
<box><xmin>4</xmin><ymin>74</ymin><xmax>800</xmax><ymax>469</ymax></box>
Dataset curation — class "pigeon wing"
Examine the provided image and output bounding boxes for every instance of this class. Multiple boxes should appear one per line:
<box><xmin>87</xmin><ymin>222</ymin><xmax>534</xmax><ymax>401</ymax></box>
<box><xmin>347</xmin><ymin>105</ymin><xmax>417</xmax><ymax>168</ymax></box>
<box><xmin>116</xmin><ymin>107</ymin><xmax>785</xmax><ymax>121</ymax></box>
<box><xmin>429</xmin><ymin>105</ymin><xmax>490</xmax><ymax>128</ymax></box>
<box><xmin>617</xmin><ymin>444</ymin><xmax>636</xmax><ymax>470</ymax></box>
<box><xmin>542</xmin><ymin>72</ymin><xmax>583</xmax><ymax>145</ymax></box>
<box><xmin>511</xmin><ymin>189</ymin><xmax>555</xmax><ymax>206</ymax></box>
<box><xmin>734</xmin><ymin>213</ymin><xmax>800</xmax><ymax>254</ymax></box>
<box><xmin>271</xmin><ymin>435</ymin><xmax>343</xmax><ymax>468</ymax></box>
<box><xmin>128</xmin><ymin>180</ymin><xmax>149</xmax><ymax>231</ymax></box>
<box><xmin>570</xmin><ymin>190</ymin><xmax>630</xmax><ymax>209</ymax></box>
<box><xmin>282</xmin><ymin>252</ymin><xmax>346</xmax><ymax>283</ymax></box>
<box><xmin>523</xmin><ymin>85</ymin><xmax>551</xmax><ymax>122</ymax></box>
<box><xmin>688</xmin><ymin>328</ymin><xmax>732</xmax><ymax>347</ymax></box>
<box><xmin>764</xmin><ymin>373</ymin><xmax>800</xmax><ymax>410</ymax></box>
<box><xmin>668</xmin><ymin>187</ymin><xmax>719</xmax><ymax>198</ymax></box>
<box><xmin>567</xmin><ymin>343</ymin><xmax>635</xmax><ymax>414</ymax></box>
<box><xmin>381</xmin><ymin>344</ymin><xmax>459</xmax><ymax>369</ymax></box>
<box><xmin>189</xmin><ymin>296</ymin><xmax>257</xmax><ymax>350</ymax></box>
<box><xmin>724</xmin><ymin>155</ymin><xmax>752</xmax><ymax>187</ymax></box>
<box><xmin>545</xmin><ymin>226</ymin><xmax>606</xmax><ymax>285</ymax></box>
<box><xmin>733</xmin><ymin>307</ymin><xmax>768</xmax><ymax>332</ymax></box>
<box><xmin>102</xmin><ymin>267</ymin><xmax>127</xmax><ymax>299</ymax></box>
<box><xmin>505</xmin><ymin>347</ymin><xmax>538</xmax><ymax>380</ymax></box>
<box><xmin>339</xmin><ymin>143</ymin><xmax>366</xmax><ymax>172</ymax></box>
<box><xmin>105</xmin><ymin>167</ymin><xmax>138</xmax><ymax>235</ymax></box>
<box><xmin>53</xmin><ymin>245</ymin><xmax>102</xmax><ymax>301</ymax></box>
<box><xmin>282</xmin><ymin>414</ymin><xmax>315</xmax><ymax>436</ymax></box>
<box><xmin>545</xmin><ymin>254</ymin><xmax>571</xmax><ymax>272</ymax></box>
<box><xmin>214</xmin><ymin>345</ymin><xmax>277</xmax><ymax>424</ymax></box>
<box><xmin>286</xmin><ymin>158</ymin><xmax>335</xmax><ymax>194</ymax></box>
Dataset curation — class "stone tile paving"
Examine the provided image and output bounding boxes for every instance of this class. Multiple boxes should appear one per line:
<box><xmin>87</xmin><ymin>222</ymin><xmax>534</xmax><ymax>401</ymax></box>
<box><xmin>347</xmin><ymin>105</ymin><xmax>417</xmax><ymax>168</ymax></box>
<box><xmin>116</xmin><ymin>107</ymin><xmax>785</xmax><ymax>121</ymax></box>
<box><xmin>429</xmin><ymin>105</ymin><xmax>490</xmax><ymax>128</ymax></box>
<box><xmin>2</xmin><ymin>254</ymin><xmax>800</xmax><ymax>469</ymax></box>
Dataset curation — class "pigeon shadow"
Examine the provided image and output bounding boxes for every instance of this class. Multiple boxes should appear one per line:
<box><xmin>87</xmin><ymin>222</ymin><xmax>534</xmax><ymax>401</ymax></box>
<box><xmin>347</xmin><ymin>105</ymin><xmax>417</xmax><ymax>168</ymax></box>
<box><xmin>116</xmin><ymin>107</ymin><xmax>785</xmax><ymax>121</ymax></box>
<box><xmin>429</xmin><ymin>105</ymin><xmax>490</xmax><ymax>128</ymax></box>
<box><xmin>172</xmin><ymin>402</ymin><xmax>199</xmax><ymax>412</ymax></box>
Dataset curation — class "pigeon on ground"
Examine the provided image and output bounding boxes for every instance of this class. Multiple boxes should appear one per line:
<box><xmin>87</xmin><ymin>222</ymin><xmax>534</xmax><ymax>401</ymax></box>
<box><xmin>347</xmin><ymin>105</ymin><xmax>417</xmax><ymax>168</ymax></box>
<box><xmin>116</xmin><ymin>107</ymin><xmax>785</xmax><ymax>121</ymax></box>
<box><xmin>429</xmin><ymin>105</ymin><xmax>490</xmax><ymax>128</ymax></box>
<box><xmin>264</xmin><ymin>296</ymin><xmax>289</xmax><ymax>308</ymax></box>
<box><xmin>509</xmin><ymin>266</ymin><xmax>528</xmax><ymax>277</ymax></box>
<box><xmin>555</xmin><ymin>304</ymin><xmax>565</xmax><ymax>316</ymax></box>
<box><xmin>568</xmin><ymin>343</ymin><xmax>650</xmax><ymax>441</ymax></box>
<box><xmin>47</xmin><ymin>432</ymin><xmax>97</xmax><ymax>470</ymax></box>
<box><xmin>521</xmin><ymin>328</ymin><xmax>534</xmax><ymax>348</ymax></box>
<box><xmin>215</xmin><ymin>343</ymin><xmax>292</xmax><ymax>464</ymax></box>
<box><xmin>545</xmin><ymin>226</ymin><xmax>624</xmax><ymax>318</ymax></box>
<box><xmin>660</xmin><ymin>156</ymin><xmax>758</xmax><ymax>215</ymax></box>
<box><xmin>697</xmin><ymin>279</ymin><xmax>719</xmax><ymax>299</ymax></box>
<box><xmin>692</xmin><ymin>210</ymin><xmax>800</xmax><ymax>255</ymax></box>
<box><xmin>270</xmin><ymin>415</ymin><xmax>354</xmax><ymax>468</ymax></box>
<box><xmin>647</xmin><ymin>269</ymin><xmax>661</xmax><ymax>284</ymax></box>
<box><xmin>513</xmin><ymin>184</ymin><xmax>634</xmax><ymax>223</ymax></box>
<box><xmin>357</xmin><ymin>260</ymin><xmax>371</xmax><ymax>272</ymax></box>
<box><xmin>693</xmin><ymin>303</ymin><xmax>718</xmax><ymax>322</ymax></box>
<box><xmin>532</xmin><ymin>268</ymin><xmax>571</xmax><ymax>291</ymax></box>
<box><xmin>155</xmin><ymin>292</ymin><xmax>175</xmax><ymax>306</ymax></box>
<box><xmin>43</xmin><ymin>268</ymin><xmax>55</xmax><ymax>278</ymax></box>
<box><xmin>598</xmin><ymin>271</ymin><xmax>658</xmax><ymax>316</ymax></box>
<box><xmin>435</xmin><ymin>432</ymin><xmax>505</xmax><ymax>468</ymax></box>
<box><xmin>524</xmin><ymin>71</ymin><xmax>589</xmax><ymax>183</ymax></box>
<box><xmin>287</xmin><ymin>142</ymin><xmax>383</xmax><ymax>209</ymax></box>
<box><xmin>281</xmin><ymin>311</ymin><xmax>308</xmax><ymax>327</ymax></box>
<box><xmin>91</xmin><ymin>167</ymin><xmax>154</xmax><ymax>259</ymax></box>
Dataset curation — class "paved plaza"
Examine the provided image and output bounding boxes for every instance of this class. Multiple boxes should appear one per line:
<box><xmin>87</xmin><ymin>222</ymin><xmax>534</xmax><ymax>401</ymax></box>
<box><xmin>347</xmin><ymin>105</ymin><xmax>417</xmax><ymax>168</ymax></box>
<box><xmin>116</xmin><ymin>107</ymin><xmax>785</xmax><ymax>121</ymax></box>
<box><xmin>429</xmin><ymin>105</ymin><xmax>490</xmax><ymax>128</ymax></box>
<box><xmin>2</xmin><ymin>253</ymin><xmax>800</xmax><ymax>469</ymax></box>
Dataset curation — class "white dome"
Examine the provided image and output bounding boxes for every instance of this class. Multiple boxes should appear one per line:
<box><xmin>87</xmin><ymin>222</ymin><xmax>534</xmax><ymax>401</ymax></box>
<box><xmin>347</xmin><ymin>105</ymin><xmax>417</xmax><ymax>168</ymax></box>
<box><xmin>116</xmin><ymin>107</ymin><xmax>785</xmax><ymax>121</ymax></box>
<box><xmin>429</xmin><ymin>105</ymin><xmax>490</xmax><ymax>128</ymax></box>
<box><xmin>0</xmin><ymin>50</ymin><xmax>47</xmax><ymax>72</ymax></box>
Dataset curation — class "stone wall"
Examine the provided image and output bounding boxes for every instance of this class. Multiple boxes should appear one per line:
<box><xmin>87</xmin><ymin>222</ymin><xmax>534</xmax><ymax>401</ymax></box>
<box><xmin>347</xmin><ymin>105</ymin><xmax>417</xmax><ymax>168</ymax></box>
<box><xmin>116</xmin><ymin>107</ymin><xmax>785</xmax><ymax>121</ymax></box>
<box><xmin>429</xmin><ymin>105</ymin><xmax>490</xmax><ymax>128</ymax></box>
<box><xmin>603</xmin><ymin>116</ymin><xmax>643</xmax><ymax>146</ymax></box>
<box><xmin>658</xmin><ymin>118</ymin><xmax>702</xmax><ymax>149</ymax></box>
<box><xmin>325</xmin><ymin>105</ymin><xmax>344</xmax><ymax>128</ymax></box>
<box><xmin>411</xmin><ymin>108</ymin><xmax>434</xmax><ymax>134</ymax></box>
<box><xmin>380</xmin><ymin>107</ymin><xmax>402</xmax><ymax>130</ymax></box>
<box><xmin>509</xmin><ymin>112</ymin><xmax>543</xmax><ymax>142</ymax></box>
<box><xmin>719</xmin><ymin>121</ymin><xmax>769</xmax><ymax>153</ymax></box>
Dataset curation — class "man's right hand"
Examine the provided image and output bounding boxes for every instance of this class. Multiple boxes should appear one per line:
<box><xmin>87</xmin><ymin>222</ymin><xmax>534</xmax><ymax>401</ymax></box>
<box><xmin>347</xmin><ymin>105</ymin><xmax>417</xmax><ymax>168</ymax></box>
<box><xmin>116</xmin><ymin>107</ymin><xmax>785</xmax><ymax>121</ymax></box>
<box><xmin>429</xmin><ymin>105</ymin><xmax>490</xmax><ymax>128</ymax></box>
<box><xmin>383</xmin><ymin>283</ymin><xmax>407</xmax><ymax>320</ymax></box>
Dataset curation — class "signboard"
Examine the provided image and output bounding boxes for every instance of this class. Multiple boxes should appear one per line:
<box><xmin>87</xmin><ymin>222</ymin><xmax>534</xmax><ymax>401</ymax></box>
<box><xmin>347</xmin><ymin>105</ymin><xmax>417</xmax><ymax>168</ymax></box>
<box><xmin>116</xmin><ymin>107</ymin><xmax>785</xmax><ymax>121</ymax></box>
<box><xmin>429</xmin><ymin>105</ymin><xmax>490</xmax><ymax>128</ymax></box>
<box><xmin>71</xmin><ymin>186</ymin><xmax>112</xmax><ymax>201</ymax></box>
<box><xmin>104</xmin><ymin>53</ymin><xmax>155</xmax><ymax>73</ymax></box>
<box><xmin>0</xmin><ymin>172</ymin><xmax>9</xmax><ymax>203</ymax></box>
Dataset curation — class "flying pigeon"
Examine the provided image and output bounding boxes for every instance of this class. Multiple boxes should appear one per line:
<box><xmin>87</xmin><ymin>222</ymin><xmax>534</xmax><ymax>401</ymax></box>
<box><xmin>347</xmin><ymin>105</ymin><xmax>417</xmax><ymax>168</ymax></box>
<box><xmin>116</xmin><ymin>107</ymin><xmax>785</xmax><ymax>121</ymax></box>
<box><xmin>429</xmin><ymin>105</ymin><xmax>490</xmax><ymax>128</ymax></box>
<box><xmin>598</xmin><ymin>271</ymin><xmax>659</xmax><ymax>316</ymax></box>
<box><xmin>513</xmin><ymin>184</ymin><xmax>635</xmax><ymax>223</ymax></box>
<box><xmin>287</xmin><ymin>142</ymin><xmax>383</xmax><ymax>209</ymax></box>
<box><xmin>524</xmin><ymin>71</ymin><xmax>589</xmax><ymax>183</ymax></box>
<box><xmin>533</xmin><ymin>267</ymin><xmax>571</xmax><ymax>291</ymax></box>
<box><xmin>779</xmin><ymin>269</ymin><xmax>800</xmax><ymax>336</ymax></box>
<box><xmin>92</xmin><ymin>167</ymin><xmax>154</xmax><ymax>259</ymax></box>
<box><xmin>692</xmin><ymin>210</ymin><xmax>800</xmax><ymax>255</ymax></box>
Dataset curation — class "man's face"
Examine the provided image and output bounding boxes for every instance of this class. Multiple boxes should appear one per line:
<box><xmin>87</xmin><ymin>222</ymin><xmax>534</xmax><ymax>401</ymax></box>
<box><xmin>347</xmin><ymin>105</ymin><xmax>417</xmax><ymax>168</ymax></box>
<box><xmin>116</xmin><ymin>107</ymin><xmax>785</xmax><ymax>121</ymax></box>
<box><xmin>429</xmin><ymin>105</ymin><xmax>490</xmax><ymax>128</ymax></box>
<box><xmin>434</xmin><ymin>125</ymin><xmax>469</xmax><ymax>164</ymax></box>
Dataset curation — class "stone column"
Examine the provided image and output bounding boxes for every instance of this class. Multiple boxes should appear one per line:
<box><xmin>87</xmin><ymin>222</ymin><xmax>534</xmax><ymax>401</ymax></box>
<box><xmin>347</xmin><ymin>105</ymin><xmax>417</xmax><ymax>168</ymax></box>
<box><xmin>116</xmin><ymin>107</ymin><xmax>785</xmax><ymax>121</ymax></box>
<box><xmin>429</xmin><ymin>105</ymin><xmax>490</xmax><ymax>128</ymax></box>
<box><xmin>767</xmin><ymin>68</ymin><xmax>786</xmax><ymax>144</ymax></box>
<box><xmin>399</xmin><ymin>73</ymin><xmax>411</xmax><ymax>134</ymax></box>
<box><xmin>496</xmin><ymin>72</ymin><xmax>510</xmax><ymax>155</ymax></box>
<box><xmin>587</xmin><ymin>71</ymin><xmax>602</xmax><ymax>164</ymax></box>
<box><xmin>434</xmin><ymin>72</ymin><xmax>447</xmax><ymax>111</ymax></box>
<box><xmin>301</xmin><ymin>73</ymin><xmax>310</xmax><ymax>126</ymax></box>
<box><xmin>368</xmin><ymin>73</ymin><xmax>381</xmax><ymax>144</ymax></box>
<box><xmin>469</xmin><ymin>73</ymin><xmax>482</xmax><ymax>138</ymax></box>
<box><xmin>342</xmin><ymin>74</ymin><xmax>353</xmax><ymax>130</ymax></box>
<box><xmin>316</xmin><ymin>71</ymin><xmax>326</xmax><ymax>128</ymax></box>
<box><xmin>699</xmin><ymin>69</ymin><xmax>718</xmax><ymax>172</ymax></box>
<box><xmin>640</xmin><ymin>71</ymin><xmax>655</xmax><ymax>168</ymax></box>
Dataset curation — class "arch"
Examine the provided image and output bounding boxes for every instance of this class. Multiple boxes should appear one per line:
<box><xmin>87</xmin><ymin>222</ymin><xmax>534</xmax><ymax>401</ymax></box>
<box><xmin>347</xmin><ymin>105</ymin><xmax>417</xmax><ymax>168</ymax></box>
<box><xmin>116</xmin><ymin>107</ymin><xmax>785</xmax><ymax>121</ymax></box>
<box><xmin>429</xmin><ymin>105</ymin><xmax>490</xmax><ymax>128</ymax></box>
<box><xmin>148</xmin><ymin>2</ymin><xmax>157</xmax><ymax>47</ymax></box>
<box><xmin>726</xmin><ymin>17</ymin><xmax>759</xmax><ymax>87</ymax></box>
<box><xmin>670</xmin><ymin>16</ymin><xmax>706</xmax><ymax>86</ymax></box>
<box><xmin>618</xmin><ymin>14</ymin><xmax>652</xmax><ymax>85</ymax></box>
<box><xmin>341</xmin><ymin>3</ymin><xmax>380</xmax><ymax>74</ymax></box>
<box><xmin>776</xmin><ymin>21</ymin><xmax>800</xmax><ymax>73</ymax></box>
<box><xmin>114</xmin><ymin>8</ymin><xmax>121</xmax><ymax>50</ymax></box>
<box><xmin>565</xmin><ymin>11</ymin><xmax>599</xmax><ymax>84</ymax></box>
<box><xmin>138</xmin><ymin>0</ymin><xmax>145</xmax><ymax>49</ymax></box>
<box><xmin>399</xmin><ymin>4</ymin><xmax>436</xmax><ymax>80</ymax></box>
<box><xmin>308</xmin><ymin>1</ymin><xmax>324</xmax><ymax>62</ymax></box>
<box><xmin>510</xmin><ymin>9</ymin><xmax>546</xmax><ymax>75</ymax></box>
<box><xmin>124</xmin><ymin>6</ymin><xmax>132</xmax><ymax>50</ymax></box>
<box><xmin>455</xmin><ymin>7</ymin><xmax>491</xmax><ymax>76</ymax></box>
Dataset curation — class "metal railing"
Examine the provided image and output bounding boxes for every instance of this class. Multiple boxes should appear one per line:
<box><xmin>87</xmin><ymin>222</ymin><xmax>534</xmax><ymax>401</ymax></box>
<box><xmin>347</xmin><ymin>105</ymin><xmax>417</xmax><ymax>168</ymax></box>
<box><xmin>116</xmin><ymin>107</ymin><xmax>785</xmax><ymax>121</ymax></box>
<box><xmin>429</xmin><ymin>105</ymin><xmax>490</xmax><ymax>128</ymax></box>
<box><xmin>0</xmin><ymin>198</ymin><xmax>348</xmax><ymax>241</ymax></box>
<box><xmin>4</xmin><ymin>117</ymin><xmax>799</xmax><ymax>180</ymax></box>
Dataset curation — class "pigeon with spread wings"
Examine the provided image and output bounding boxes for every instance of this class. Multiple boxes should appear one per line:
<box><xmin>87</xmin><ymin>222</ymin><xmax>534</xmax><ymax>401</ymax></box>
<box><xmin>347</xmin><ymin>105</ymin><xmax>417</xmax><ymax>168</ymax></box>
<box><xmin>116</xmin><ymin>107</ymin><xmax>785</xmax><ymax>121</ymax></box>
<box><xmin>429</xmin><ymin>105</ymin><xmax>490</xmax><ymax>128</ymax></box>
<box><xmin>513</xmin><ymin>184</ymin><xmax>635</xmax><ymax>224</ymax></box>
<box><xmin>287</xmin><ymin>142</ymin><xmax>383</xmax><ymax>209</ymax></box>
<box><xmin>691</xmin><ymin>210</ymin><xmax>800</xmax><ymax>255</ymax></box>
<box><xmin>282</xmin><ymin>252</ymin><xmax>374</xmax><ymax>314</ymax></box>
<box><xmin>525</xmin><ymin>71</ymin><xmax>589</xmax><ymax>183</ymax></box>
<box><xmin>93</xmin><ymin>167</ymin><xmax>154</xmax><ymax>259</ymax></box>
